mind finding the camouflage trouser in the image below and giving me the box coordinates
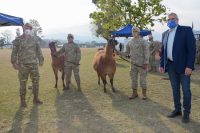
[197,53,200,64]
[155,59,160,72]
[65,63,80,85]
[18,64,39,96]
[149,54,156,70]
[130,64,148,90]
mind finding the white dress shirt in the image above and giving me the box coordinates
[167,26,178,61]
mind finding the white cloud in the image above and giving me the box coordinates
[0,0,96,29]
[1,0,200,42]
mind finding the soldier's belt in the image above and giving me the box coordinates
[66,61,80,65]
[132,63,143,68]
[119,56,143,68]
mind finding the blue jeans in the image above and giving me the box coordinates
[167,61,191,114]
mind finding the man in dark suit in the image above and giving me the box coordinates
[160,13,196,123]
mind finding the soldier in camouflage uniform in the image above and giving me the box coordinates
[154,41,162,72]
[148,35,161,72]
[117,27,150,100]
[55,34,81,91]
[11,23,44,107]
[196,37,200,64]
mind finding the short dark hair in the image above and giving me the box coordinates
[168,12,179,20]
[23,23,33,30]
[67,33,74,39]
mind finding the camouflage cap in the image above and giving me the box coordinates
[132,27,140,33]
[23,23,33,30]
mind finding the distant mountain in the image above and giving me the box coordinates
[43,23,163,43]
[43,24,106,43]
[43,32,106,43]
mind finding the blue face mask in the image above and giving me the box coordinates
[167,20,177,29]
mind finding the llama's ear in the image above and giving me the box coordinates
[115,40,118,45]
[108,39,112,44]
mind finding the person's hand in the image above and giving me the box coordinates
[185,67,192,76]
[115,50,120,55]
[74,61,80,65]
[142,64,148,70]
[13,63,20,70]
[159,67,165,73]
[39,59,44,66]
[39,62,43,66]
[52,52,57,57]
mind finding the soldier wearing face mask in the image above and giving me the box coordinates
[116,27,150,100]
[11,23,44,107]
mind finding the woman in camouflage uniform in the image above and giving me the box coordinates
[117,27,149,100]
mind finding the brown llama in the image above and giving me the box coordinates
[49,41,65,89]
[92,39,118,93]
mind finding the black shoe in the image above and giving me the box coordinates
[167,110,182,118]
[182,114,190,123]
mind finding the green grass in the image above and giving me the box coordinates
[0,48,200,133]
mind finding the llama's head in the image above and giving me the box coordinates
[49,41,57,53]
[107,39,118,50]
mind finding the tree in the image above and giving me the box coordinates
[16,28,21,37]
[0,37,5,49]
[90,0,123,40]
[29,19,43,37]
[90,0,168,39]
[118,0,168,29]
[1,30,13,44]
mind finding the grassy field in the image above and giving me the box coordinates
[0,48,200,133]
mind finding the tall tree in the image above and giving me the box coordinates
[1,30,13,44]
[0,37,5,49]
[90,0,168,39]
[29,19,43,37]
[16,28,21,37]
[90,0,122,40]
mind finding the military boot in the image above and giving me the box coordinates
[33,94,43,105]
[153,66,157,72]
[129,89,138,99]
[63,84,69,91]
[77,82,81,91]
[20,95,27,107]
[142,89,147,100]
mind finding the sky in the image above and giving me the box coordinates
[0,0,200,42]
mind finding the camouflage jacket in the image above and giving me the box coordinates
[126,38,149,66]
[56,42,81,65]
[149,41,161,55]
[11,35,44,65]
[196,40,200,52]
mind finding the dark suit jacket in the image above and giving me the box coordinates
[160,25,196,74]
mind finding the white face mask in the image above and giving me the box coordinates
[24,29,32,36]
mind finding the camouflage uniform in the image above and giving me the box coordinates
[56,42,81,90]
[149,41,161,72]
[126,38,149,90]
[196,39,200,64]
[11,35,44,106]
